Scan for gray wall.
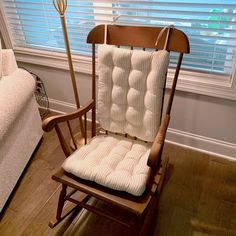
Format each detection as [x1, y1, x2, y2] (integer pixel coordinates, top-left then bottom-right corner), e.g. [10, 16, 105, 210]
[169, 90, 236, 144]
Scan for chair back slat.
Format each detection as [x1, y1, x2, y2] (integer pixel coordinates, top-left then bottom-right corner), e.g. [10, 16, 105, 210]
[55, 124, 71, 157]
[166, 53, 183, 115]
[66, 121, 77, 150]
[91, 43, 96, 137]
[84, 113, 87, 144]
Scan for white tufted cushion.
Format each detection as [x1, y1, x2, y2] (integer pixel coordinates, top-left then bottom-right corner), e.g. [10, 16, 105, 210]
[98, 45, 170, 142]
[63, 134, 151, 196]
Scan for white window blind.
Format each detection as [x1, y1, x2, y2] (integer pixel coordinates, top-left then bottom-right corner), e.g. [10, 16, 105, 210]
[2, 0, 236, 76]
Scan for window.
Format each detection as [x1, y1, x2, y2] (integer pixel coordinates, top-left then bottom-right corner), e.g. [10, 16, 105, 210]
[2, 0, 95, 54]
[1, 0, 236, 98]
[113, 1, 236, 76]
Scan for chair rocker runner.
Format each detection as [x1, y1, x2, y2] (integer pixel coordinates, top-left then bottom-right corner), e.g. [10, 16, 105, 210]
[42, 25, 190, 235]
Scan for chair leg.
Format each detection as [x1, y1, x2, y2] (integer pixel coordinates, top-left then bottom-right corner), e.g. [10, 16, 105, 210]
[49, 184, 90, 228]
[140, 157, 169, 235]
[141, 194, 159, 235]
[158, 156, 169, 194]
[57, 184, 67, 220]
[49, 184, 70, 228]
[131, 215, 143, 236]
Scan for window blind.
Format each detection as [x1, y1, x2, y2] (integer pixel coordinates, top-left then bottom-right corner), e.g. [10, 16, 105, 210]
[2, 0, 236, 75]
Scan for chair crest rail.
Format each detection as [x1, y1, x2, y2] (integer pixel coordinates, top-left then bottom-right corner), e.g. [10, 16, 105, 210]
[87, 25, 190, 53]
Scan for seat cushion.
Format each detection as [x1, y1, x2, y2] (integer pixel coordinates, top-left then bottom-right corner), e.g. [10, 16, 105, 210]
[98, 45, 170, 142]
[63, 134, 151, 196]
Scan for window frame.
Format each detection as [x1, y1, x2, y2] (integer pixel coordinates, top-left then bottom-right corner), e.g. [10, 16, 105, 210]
[0, 3, 236, 100]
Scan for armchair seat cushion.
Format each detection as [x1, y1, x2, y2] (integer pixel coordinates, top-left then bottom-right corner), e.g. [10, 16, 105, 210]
[63, 134, 151, 196]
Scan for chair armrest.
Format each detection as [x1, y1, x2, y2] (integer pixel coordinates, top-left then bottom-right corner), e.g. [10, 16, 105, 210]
[147, 114, 170, 168]
[2, 49, 18, 76]
[42, 99, 95, 132]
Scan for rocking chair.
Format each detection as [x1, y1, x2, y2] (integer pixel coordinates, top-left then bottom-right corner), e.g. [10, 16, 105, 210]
[42, 24, 189, 235]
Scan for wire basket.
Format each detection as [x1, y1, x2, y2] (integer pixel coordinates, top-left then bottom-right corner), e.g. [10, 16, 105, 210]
[34, 75, 49, 118]
[20, 67, 50, 118]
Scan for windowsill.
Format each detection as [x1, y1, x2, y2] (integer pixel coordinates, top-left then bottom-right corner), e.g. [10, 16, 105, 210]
[14, 46, 236, 101]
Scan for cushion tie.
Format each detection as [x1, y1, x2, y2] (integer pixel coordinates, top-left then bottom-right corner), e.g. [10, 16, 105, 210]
[155, 25, 175, 50]
[104, 15, 121, 45]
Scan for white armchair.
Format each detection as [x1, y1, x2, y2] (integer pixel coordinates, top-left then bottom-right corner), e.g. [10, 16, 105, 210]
[0, 44, 43, 213]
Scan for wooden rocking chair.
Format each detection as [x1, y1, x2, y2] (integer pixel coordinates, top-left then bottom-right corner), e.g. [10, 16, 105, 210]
[42, 25, 190, 235]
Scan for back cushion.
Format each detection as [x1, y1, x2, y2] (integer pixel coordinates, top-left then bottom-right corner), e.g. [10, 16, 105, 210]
[98, 45, 169, 142]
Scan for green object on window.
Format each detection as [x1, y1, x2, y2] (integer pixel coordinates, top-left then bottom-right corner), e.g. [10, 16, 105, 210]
[208, 9, 231, 29]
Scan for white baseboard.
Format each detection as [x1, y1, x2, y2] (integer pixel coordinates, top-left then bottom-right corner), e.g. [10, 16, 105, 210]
[47, 99, 236, 161]
[48, 98, 93, 118]
[48, 98, 76, 114]
[166, 128, 236, 161]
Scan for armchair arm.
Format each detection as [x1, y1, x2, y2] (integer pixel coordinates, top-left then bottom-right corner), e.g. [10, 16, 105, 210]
[42, 99, 95, 132]
[147, 114, 170, 169]
[2, 49, 18, 76]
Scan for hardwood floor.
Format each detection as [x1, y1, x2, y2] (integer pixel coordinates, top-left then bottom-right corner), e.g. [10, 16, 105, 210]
[0, 124, 236, 236]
